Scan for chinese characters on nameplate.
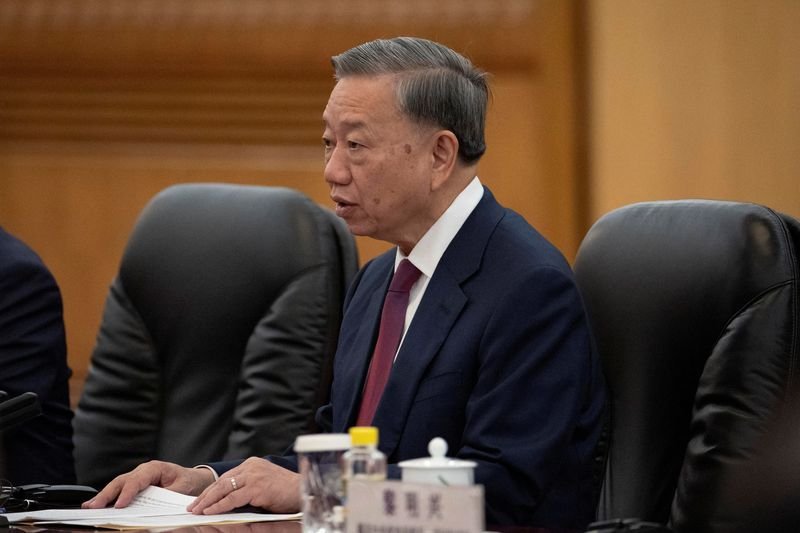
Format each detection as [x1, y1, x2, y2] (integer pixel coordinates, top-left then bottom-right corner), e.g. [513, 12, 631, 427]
[346, 480, 484, 533]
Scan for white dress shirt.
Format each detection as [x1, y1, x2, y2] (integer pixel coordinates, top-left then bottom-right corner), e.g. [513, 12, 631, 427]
[393, 176, 484, 358]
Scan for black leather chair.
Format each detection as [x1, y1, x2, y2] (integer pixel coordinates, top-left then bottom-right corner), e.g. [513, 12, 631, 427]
[574, 200, 800, 533]
[73, 183, 358, 488]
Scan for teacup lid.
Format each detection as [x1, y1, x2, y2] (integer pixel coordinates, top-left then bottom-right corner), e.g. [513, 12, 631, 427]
[294, 433, 351, 452]
[398, 437, 477, 470]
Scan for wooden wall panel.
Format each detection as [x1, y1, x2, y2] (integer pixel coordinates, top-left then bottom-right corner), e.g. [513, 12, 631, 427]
[587, 0, 800, 223]
[0, 144, 336, 403]
[0, 75, 333, 145]
[0, 0, 539, 75]
[0, 0, 583, 404]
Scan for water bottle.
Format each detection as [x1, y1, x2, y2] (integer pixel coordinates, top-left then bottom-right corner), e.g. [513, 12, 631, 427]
[344, 426, 387, 481]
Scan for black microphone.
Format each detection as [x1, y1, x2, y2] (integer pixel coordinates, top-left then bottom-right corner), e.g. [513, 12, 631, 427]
[0, 392, 42, 432]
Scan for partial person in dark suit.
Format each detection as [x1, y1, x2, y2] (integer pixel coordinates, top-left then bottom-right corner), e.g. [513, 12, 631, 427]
[85, 37, 606, 529]
[0, 226, 75, 484]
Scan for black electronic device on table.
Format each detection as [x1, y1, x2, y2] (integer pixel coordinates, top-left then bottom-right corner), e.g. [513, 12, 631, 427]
[1, 484, 99, 512]
[1, 391, 97, 514]
[0, 391, 42, 431]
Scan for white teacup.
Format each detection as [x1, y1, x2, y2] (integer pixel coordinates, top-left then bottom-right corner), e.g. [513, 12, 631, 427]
[398, 437, 477, 486]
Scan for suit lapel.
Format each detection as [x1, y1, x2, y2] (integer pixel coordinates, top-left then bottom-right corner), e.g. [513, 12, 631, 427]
[372, 188, 506, 457]
[335, 254, 394, 431]
[372, 268, 466, 456]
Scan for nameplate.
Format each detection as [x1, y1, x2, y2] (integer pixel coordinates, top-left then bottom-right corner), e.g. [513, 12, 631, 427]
[346, 479, 484, 533]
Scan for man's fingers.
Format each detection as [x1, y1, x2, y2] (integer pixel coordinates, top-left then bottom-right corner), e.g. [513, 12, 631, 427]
[187, 473, 229, 512]
[83, 462, 165, 509]
[188, 477, 233, 514]
[187, 484, 212, 512]
[190, 475, 238, 514]
[82, 491, 113, 509]
[114, 476, 151, 508]
[109, 462, 165, 508]
[199, 487, 251, 515]
[82, 478, 124, 509]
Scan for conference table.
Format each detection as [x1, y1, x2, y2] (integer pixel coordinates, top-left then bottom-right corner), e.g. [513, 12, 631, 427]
[10, 520, 302, 533]
[10, 521, 574, 533]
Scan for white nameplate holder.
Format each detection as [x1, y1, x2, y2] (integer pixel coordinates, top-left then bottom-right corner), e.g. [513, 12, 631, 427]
[346, 479, 484, 533]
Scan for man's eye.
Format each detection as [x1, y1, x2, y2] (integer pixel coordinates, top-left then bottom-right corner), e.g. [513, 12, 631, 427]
[322, 138, 333, 150]
[347, 141, 362, 150]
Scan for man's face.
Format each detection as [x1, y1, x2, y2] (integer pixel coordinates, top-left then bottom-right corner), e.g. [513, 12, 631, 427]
[322, 74, 436, 250]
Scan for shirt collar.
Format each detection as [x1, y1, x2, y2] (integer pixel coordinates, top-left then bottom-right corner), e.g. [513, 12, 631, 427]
[396, 176, 484, 277]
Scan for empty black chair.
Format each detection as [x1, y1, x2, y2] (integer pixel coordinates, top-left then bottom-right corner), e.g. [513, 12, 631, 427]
[574, 200, 800, 532]
[74, 183, 357, 488]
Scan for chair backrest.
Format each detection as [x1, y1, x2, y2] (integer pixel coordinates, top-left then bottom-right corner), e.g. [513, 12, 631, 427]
[573, 200, 800, 532]
[73, 183, 358, 488]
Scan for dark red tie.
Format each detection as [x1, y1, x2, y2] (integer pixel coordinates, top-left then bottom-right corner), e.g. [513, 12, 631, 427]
[356, 259, 422, 426]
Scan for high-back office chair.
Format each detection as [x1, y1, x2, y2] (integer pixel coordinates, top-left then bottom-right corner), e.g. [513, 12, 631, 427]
[73, 183, 358, 488]
[574, 200, 800, 532]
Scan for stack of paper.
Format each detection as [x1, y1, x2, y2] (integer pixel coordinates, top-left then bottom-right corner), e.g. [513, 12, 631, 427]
[3, 485, 301, 530]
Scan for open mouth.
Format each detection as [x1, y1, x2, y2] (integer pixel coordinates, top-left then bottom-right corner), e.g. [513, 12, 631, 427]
[331, 195, 355, 216]
[334, 202, 356, 217]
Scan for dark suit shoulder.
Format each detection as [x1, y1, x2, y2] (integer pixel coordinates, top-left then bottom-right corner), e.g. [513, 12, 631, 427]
[0, 229, 62, 320]
[490, 208, 572, 272]
[0, 228, 53, 280]
[0, 227, 74, 484]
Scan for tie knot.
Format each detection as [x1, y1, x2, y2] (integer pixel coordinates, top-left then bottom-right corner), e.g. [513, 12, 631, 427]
[389, 259, 422, 293]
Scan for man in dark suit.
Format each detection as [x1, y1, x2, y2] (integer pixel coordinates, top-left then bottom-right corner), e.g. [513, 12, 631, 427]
[85, 37, 606, 529]
[0, 226, 75, 484]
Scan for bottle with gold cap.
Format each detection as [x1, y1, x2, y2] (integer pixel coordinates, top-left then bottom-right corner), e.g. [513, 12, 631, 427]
[344, 426, 387, 481]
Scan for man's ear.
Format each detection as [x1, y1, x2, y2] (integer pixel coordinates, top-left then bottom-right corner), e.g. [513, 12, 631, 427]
[430, 130, 459, 191]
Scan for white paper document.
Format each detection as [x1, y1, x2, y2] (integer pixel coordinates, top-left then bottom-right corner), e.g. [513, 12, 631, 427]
[3, 485, 301, 529]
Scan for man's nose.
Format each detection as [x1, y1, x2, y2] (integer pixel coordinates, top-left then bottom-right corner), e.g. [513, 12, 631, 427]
[324, 146, 350, 185]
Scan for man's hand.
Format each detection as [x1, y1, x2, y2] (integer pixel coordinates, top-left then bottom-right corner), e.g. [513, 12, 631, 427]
[82, 460, 215, 509]
[187, 457, 300, 515]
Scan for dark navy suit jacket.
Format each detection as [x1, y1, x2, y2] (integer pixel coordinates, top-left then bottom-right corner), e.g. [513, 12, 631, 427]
[0, 227, 75, 484]
[216, 189, 606, 528]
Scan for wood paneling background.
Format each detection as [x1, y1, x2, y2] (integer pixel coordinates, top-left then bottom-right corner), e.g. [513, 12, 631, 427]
[586, 0, 800, 223]
[0, 0, 582, 403]
[3, 0, 798, 406]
